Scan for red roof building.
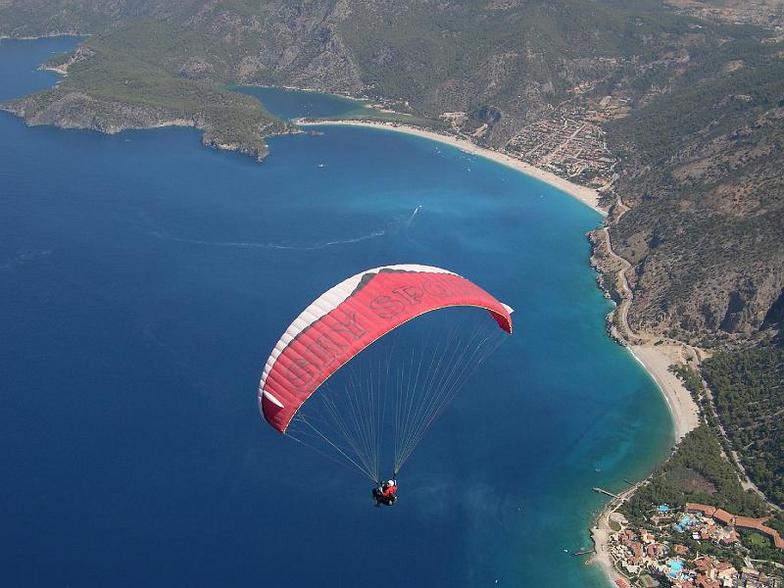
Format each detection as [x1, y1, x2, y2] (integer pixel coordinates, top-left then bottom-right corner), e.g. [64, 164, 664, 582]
[686, 503, 716, 517]
[695, 577, 720, 588]
[712, 509, 734, 525]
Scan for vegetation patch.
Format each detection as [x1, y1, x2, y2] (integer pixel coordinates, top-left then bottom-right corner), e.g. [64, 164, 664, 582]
[1, 21, 288, 159]
[621, 425, 769, 525]
[702, 346, 784, 507]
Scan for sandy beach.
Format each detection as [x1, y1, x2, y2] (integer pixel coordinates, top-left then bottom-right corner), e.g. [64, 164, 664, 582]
[590, 344, 699, 587]
[629, 343, 700, 442]
[298, 119, 607, 216]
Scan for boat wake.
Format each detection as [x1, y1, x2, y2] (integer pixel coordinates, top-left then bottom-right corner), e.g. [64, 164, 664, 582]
[148, 205, 423, 251]
[0, 249, 53, 270]
[153, 229, 388, 251]
[408, 204, 422, 226]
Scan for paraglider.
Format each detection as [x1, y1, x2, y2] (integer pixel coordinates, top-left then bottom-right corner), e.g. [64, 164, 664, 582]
[258, 264, 512, 496]
[372, 479, 398, 507]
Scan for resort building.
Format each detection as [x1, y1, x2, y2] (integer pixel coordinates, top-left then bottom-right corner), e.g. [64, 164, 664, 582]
[604, 503, 782, 587]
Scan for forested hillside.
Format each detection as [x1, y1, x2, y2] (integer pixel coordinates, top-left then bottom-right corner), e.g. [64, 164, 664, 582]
[605, 33, 784, 344]
[622, 425, 769, 521]
[702, 347, 784, 505]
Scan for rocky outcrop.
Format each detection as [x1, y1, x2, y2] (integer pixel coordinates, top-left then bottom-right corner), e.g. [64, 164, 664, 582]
[1, 90, 277, 161]
[186, 1, 365, 94]
[3, 90, 186, 133]
[606, 102, 784, 344]
[41, 45, 95, 75]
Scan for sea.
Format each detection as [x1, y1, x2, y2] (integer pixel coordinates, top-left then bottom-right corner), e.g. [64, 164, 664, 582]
[0, 37, 673, 587]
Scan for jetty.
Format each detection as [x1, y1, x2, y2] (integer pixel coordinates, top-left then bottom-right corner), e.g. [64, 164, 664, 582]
[593, 487, 621, 499]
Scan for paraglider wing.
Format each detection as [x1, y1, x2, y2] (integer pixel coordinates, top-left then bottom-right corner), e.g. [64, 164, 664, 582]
[259, 264, 513, 433]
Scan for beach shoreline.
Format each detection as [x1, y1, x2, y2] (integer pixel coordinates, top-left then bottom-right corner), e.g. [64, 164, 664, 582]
[299, 118, 698, 440]
[297, 118, 607, 216]
[299, 115, 699, 588]
[588, 340, 700, 587]
[629, 343, 700, 442]
[588, 483, 641, 588]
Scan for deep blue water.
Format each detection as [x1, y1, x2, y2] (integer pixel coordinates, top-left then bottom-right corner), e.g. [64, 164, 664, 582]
[0, 37, 673, 586]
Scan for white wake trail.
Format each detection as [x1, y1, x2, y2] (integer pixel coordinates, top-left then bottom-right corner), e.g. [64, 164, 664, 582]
[149, 205, 423, 251]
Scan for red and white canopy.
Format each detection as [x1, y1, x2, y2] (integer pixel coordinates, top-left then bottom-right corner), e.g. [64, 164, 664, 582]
[258, 264, 513, 433]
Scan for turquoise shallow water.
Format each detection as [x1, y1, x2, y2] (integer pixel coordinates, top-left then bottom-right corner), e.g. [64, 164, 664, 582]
[238, 85, 375, 121]
[0, 38, 673, 586]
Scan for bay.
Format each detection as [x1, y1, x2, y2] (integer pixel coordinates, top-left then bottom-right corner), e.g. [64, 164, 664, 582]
[0, 38, 673, 587]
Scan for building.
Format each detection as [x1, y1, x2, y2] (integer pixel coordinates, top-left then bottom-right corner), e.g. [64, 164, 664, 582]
[686, 503, 717, 517]
[686, 503, 784, 551]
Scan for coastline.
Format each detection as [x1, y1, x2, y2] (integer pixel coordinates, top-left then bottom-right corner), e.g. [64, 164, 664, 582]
[629, 343, 699, 442]
[299, 117, 700, 588]
[0, 33, 88, 41]
[304, 114, 695, 588]
[3, 38, 771, 588]
[588, 341, 700, 587]
[584, 194, 701, 585]
[299, 118, 699, 441]
[589, 483, 642, 588]
[297, 118, 607, 216]
[3, 57, 690, 582]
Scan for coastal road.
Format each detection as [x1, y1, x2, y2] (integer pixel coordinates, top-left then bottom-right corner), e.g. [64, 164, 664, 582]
[599, 195, 700, 440]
